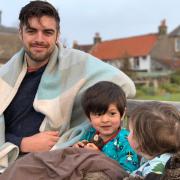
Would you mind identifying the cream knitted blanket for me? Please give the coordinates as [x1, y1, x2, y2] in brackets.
[0, 45, 136, 172]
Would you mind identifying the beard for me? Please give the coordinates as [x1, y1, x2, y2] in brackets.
[25, 49, 51, 62]
[24, 42, 55, 63]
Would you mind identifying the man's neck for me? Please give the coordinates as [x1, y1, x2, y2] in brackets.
[25, 55, 49, 72]
[27, 64, 47, 73]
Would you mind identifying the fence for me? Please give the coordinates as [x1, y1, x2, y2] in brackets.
[122, 99, 180, 128]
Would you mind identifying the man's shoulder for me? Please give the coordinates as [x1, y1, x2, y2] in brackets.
[61, 47, 89, 59]
[59, 47, 113, 69]
[62, 46, 107, 61]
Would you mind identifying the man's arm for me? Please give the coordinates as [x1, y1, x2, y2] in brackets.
[6, 131, 59, 153]
[84, 54, 136, 98]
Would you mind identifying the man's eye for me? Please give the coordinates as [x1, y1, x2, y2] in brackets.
[44, 31, 54, 36]
[26, 30, 35, 33]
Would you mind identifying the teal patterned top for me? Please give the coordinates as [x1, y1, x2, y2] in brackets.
[131, 153, 172, 177]
[80, 127, 139, 173]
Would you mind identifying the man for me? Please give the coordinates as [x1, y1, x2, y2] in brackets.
[0, 0, 136, 171]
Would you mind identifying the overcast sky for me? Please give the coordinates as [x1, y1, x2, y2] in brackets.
[0, 0, 180, 47]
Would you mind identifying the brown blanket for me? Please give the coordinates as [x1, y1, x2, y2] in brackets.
[0, 147, 128, 180]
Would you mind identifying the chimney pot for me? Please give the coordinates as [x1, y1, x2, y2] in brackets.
[158, 19, 167, 35]
[94, 32, 101, 44]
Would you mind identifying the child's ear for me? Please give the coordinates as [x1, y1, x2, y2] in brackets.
[121, 107, 127, 121]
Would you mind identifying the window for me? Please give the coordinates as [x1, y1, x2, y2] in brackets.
[175, 38, 180, 52]
[142, 56, 146, 60]
[134, 57, 139, 68]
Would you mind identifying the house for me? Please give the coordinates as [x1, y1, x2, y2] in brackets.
[151, 23, 180, 71]
[72, 32, 101, 53]
[73, 20, 180, 73]
[0, 11, 22, 66]
[90, 33, 158, 72]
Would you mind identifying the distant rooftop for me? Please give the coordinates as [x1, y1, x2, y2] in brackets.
[0, 25, 18, 34]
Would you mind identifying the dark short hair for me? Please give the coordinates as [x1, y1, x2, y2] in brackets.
[81, 81, 127, 119]
[129, 101, 180, 156]
[19, 1, 60, 31]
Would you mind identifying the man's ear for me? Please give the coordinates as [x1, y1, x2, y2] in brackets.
[56, 32, 60, 46]
[19, 27, 23, 41]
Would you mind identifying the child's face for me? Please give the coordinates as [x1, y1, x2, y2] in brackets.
[128, 122, 154, 159]
[128, 123, 139, 152]
[90, 104, 121, 141]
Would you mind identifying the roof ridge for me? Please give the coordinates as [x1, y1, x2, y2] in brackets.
[102, 33, 158, 43]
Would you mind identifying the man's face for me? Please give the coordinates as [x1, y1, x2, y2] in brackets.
[19, 16, 59, 67]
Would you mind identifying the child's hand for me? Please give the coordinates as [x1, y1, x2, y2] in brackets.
[73, 140, 89, 148]
[84, 143, 100, 151]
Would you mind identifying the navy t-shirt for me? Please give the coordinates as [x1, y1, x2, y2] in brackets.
[4, 65, 46, 147]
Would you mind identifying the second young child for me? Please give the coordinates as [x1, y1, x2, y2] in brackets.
[128, 101, 180, 177]
[73, 81, 139, 173]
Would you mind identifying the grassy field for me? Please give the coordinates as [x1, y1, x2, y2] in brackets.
[132, 70, 180, 102]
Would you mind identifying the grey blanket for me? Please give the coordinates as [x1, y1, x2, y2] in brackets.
[0, 147, 128, 180]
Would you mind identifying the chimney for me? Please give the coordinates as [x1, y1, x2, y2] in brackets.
[0, 11, 2, 25]
[93, 32, 101, 44]
[158, 19, 167, 35]
[72, 40, 79, 49]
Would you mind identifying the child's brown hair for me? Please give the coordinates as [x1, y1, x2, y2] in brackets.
[129, 101, 180, 157]
[81, 81, 127, 119]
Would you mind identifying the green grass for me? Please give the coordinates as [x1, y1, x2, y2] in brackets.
[132, 70, 180, 101]
[135, 93, 180, 101]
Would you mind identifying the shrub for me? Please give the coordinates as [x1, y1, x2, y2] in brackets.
[160, 83, 180, 93]
[170, 70, 180, 84]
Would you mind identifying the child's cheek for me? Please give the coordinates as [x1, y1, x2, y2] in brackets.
[128, 135, 137, 150]
[130, 140, 138, 151]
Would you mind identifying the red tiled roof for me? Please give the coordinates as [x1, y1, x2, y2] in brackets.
[90, 34, 158, 60]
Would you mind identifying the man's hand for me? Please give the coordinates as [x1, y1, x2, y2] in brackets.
[20, 131, 59, 153]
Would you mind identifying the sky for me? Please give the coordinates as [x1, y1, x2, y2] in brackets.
[0, 0, 180, 47]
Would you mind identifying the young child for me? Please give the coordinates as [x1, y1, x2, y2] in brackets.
[128, 101, 180, 177]
[73, 81, 139, 173]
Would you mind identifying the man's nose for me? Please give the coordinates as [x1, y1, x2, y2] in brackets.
[35, 32, 44, 42]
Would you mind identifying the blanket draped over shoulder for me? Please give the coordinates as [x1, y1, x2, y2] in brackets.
[0, 45, 136, 172]
[0, 147, 129, 180]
